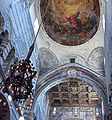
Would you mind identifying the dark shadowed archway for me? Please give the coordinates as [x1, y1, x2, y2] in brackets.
[0, 93, 10, 120]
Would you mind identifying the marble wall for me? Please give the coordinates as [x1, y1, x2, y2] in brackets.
[0, 0, 39, 71]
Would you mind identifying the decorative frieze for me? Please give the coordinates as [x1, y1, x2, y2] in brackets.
[67, 69, 83, 78]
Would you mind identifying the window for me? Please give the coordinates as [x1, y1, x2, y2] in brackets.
[53, 107, 56, 116]
[95, 108, 99, 116]
[70, 58, 75, 63]
[74, 108, 78, 115]
[34, 19, 39, 35]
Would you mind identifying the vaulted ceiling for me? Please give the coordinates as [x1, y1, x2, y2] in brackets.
[40, 0, 100, 46]
[33, 0, 105, 70]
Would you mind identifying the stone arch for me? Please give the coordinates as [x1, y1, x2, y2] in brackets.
[31, 63, 108, 118]
[87, 46, 104, 70]
[39, 47, 58, 69]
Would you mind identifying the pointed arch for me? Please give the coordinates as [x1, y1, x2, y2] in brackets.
[31, 63, 108, 118]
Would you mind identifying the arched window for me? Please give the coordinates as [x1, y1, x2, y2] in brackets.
[74, 107, 78, 116]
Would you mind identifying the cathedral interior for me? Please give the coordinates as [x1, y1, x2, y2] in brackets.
[0, 0, 112, 120]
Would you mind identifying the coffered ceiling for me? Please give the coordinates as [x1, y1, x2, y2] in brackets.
[48, 78, 101, 107]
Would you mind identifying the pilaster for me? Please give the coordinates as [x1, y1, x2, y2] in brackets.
[104, 0, 112, 119]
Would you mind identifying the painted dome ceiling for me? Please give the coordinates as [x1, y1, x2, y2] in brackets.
[40, 0, 100, 46]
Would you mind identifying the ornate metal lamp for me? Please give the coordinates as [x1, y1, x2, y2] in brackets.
[1, 59, 36, 101]
[0, 1, 51, 118]
[0, 0, 50, 102]
[0, 21, 41, 102]
[0, 0, 48, 101]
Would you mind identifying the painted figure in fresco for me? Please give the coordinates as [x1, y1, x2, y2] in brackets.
[40, 0, 100, 46]
[65, 11, 82, 29]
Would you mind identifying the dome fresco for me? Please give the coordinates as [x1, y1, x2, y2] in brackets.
[40, 0, 100, 46]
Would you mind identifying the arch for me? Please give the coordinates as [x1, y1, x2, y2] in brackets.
[87, 46, 104, 70]
[31, 63, 108, 118]
[39, 47, 58, 68]
[0, 93, 10, 120]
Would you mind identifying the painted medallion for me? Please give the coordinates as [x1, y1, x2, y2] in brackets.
[40, 0, 100, 46]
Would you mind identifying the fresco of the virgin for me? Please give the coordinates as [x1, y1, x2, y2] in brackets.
[40, 0, 100, 46]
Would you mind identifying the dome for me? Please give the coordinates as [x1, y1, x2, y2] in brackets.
[40, 0, 100, 46]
